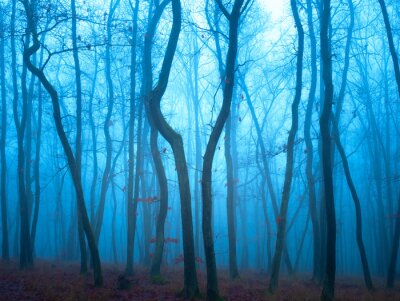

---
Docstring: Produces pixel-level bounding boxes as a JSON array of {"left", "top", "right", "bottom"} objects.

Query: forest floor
[{"left": 0, "top": 260, "right": 399, "bottom": 301}]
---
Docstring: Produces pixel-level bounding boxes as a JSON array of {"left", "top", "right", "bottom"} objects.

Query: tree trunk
[
  {"left": 126, "top": 0, "right": 139, "bottom": 276},
  {"left": 30, "top": 39, "right": 46, "bottom": 254},
  {"left": 238, "top": 73, "right": 293, "bottom": 274},
  {"left": 71, "top": 0, "right": 87, "bottom": 274},
  {"left": 14, "top": 14, "right": 33, "bottom": 268},
  {"left": 202, "top": 1, "right": 245, "bottom": 299},
  {"left": 146, "top": 0, "right": 199, "bottom": 297},
  {"left": 332, "top": 121, "right": 373, "bottom": 290},
  {"left": 22, "top": 0, "right": 102, "bottom": 286},
  {"left": 149, "top": 127, "right": 168, "bottom": 278},
  {"left": 141, "top": 1, "right": 169, "bottom": 276},
  {"left": 304, "top": 0, "right": 321, "bottom": 281},
  {"left": 94, "top": 0, "right": 121, "bottom": 243},
  {"left": 224, "top": 114, "right": 239, "bottom": 279},
  {"left": 88, "top": 61, "right": 99, "bottom": 225},
  {"left": 0, "top": 4, "right": 9, "bottom": 261},
  {"left": 377, "top": 0, "right": 400, "bottom": 288},
  {"left": 320, "top": 0, "right": 336, "bottom": 299},
  {"left": 268, "top": 0, "right": 304, "bottom": 293}
]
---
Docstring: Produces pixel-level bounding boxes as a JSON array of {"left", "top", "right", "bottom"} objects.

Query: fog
[{"left": 0, "top": 0, "right": 399, "bottom": 300}]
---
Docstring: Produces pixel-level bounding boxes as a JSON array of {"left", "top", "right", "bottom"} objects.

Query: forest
[{"left": 0, "top": 0, "right": 400, "bottom": 300}]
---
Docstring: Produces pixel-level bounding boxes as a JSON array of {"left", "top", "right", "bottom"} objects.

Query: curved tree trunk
[
  {"left": 210, "top": 0, "right": 240, "bottom": 280},
  {"left": 146, "top": 0, "right": 199, "bottom": 297},
  {"left": 22, "top": 0, "right": 102, "bottom": 286},
  {"left": 148, "top": 127, "right": 168, "bottom": 278},
  {"left": 202, "top": 1, "right": 245, "bottom": 299},
  {"left": 268, "top": 0, "right": 304, "bottom": 293},
  {"left": 141, "top": 1, "right": 169, "bottom": 278}
]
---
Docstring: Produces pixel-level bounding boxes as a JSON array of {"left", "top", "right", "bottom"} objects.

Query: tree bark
[
  {"left": 320, "top": 0, "right": 336, "bottom": 299},
  {"left": 30, "top": 27, "right": 47, "bottom": 255},
  {"left": 146, "top": 0, "right": 199, "bottom": 297},
  {"left": 141, "top": 1, "right": 169, "bottom": 278},
  {"left": 332, "top": 121, "right": 373, "bottom": 290},
  {"left": 89, "top": 59, "right": 99, "bottom": 225},
  {"left": 0, "top": 3, "right": 9, "bottom": 261},
  {"left": 94, "top": 0, "right": 121, "bottom": 243},
  {"left": 304, "top": 0, "right": 321, "bottom": 281},
  {"left": 71, "top": 0, "right": 87, "bottom": 274},
  {"left": 22, "top": 0, "right": 102, "bottom": 286},
  {"left": 268, "top": 0, "right": 304, "bottom": 293},
  {"left": 13, "top": 8, "right": 33, "bottom": 268},
  {"left": 224, "top": 113, "right": 239, "bottom": 279},
  {"left": 126, "top": 0, "right": 139, "bottom": 276},
  {"left": 238, "top": 72, "right": 293, "bottom": 274},
  {"left": 377, "top": 0, "right": 400, "bottom": 288},
  {"left": 201, "top": 1, "right": 245, "bottom": 299}
]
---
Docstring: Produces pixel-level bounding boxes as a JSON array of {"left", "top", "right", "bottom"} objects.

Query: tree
[
  {"left": 201, "top": 0, "right": 247, "bottom": 299},
  {"left": 332, "top": 120, "right": 373, "bottom": 290},
  {"left": 22, "top": 0, "right": 103, "bottom": 286},
  {"left": 268, "top": 0, "right": 304, "bottom": 293},
  {"left": 320, "top": 0, "right": 336, "bottom": 299},
  {"left": 94, "top": 0, "right": 121, "bottom": 244},
  {"left": 146, "top": 0, "right": 199, "bottom": 297},
  {"left": 0, "top": 0, "right": 9, "bottom": 261},
  {"left": 13, "top": 0, "right": 33, "bottom": 269},
  {"left": 304, "top": 0, "right": 320, "bottom": 281},
  {"left": 30, "top": 19, "right": 48, "bottom": 256},
  {"left": 126, "top": 0, "right": 139, "bottom": 277},
  {"left": 377, "top": 0, "right": 400, "bottom": 288},
  {"left": 71, "top": 0, "right": 87, "bottom": 274},
  {"left": 141, "top": 0, "right": 170, "bottom": 279}
]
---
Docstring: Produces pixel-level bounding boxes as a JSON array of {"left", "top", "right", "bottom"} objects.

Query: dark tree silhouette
[
  {"left": 146, "top": 0, "right": 200, "bottom": 297},
  {"left": 320, "top": 0, "right": 336, "bottom": 299},
  {"left": 22, "top": 0, "right": 102, "bottom": 286},
  {"left": 0, "top": 2, "right": 9, "bottom": 261},
  {"left": 126, "top": 0, "right": 139, "bottom": 277},
  {"left": 377, "top": 0, "right": 400, "bottom": 289},
  {"left": 268, "top": 0, "right": 304, "bottom": 293}
]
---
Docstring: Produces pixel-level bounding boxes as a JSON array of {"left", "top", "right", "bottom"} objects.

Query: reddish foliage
[
  {"left": 195, "top": 256, "right": 204, "bottom": 264},
  {"left": 164, "top": 237, "right": 179, "bottom": 244},
  {"left": 173, "top": 254, "right": 184, "bottom": 265},
  {"left": 0, "top": 261, "right": 399, "bottom": 301},
  {"left": 136, "top": 196, "right": 158, "bottom": 203}
]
